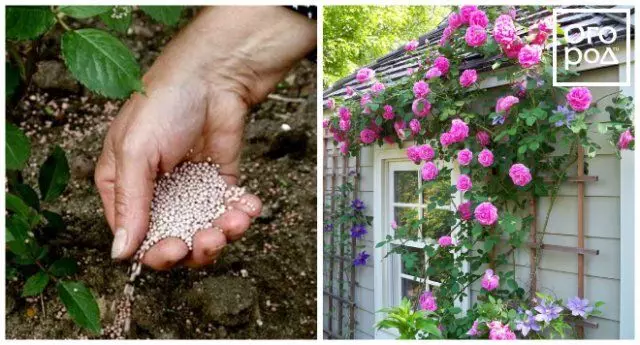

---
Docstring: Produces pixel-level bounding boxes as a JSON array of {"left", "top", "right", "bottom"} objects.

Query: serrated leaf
[
  {"left": 22, "top": 271, "right": 50, "bottom": 296},
  {"left": 6, "top": 123, "right": 31, "bottom": 170},
  {"left": 59, "top": 6, "right": 111, "bottom": 18},
  {"left": 6, "top": 6, "right": 56, "bottom": 40},
  {"left": 139, "top": 6, "right": 184, "bottom": 26},
  {"left": 57, "top": 281, "right": 101, "bottom": 334},
  {"left": 99, "top": 6, "right": 132, "bottom": 33},
  {"left": 6, "top": 63, "right": 20, "bottom": 98},
  {"left": 38, "top": 146, "right": 70, "bottom": 202},
  {"left": 61, "top": 28, "right": 142, "bottom": 98},
  {"left": 49, "top": 258, "right": 78, "bottom": 277}
]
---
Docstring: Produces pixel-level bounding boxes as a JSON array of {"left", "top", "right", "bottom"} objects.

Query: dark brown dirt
[{"left": 5, "top": 8, "right": 317, "bottom": 339}]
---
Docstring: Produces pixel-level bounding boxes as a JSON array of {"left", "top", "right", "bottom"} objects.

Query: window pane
[
  {"left": 394, "top": 207, "right": 420, "bottom": 238},
  {"left": 401, "top": 278, "right": 423, "bottom": 300},
  {"left": 422, "top": 178, "right": 451, "bottom": 204},
  {"left": 400, "top": 246, "right": 426, "bottom": 277},
  {"left": 422, "top": 208, "right": 455, "bottom": 239},
  {"left": 394, "top": 170, "right": 419, "bottom": 203}
]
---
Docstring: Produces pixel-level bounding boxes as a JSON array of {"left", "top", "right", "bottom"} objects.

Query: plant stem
[{"left": 52, "top": 7, "right": 72, "bottom": 31}]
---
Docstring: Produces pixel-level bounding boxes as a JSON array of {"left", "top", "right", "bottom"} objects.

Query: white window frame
[{"left": 373, "top": 147, "right": 470, "bottom": 339}]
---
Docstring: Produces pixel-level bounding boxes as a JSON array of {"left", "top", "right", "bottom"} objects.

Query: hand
[{"left": 94, "top": 7, "right": 316, "bottom": 270}]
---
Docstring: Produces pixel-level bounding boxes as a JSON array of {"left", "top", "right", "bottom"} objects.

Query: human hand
[{"left": 94, "top": 7, "right": 316, "bottom": 270}]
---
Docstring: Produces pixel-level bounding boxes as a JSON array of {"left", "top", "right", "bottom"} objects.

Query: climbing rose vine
[{"left": 327, "top": 5, "right": 633, "bottom": 339}]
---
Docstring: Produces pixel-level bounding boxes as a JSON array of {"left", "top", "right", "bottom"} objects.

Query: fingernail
[
  {"left": 205, "top": 245, "right": 225, "bottom": 257},
  {"left": 111, "top": 228, "right": 128, "bottom": 259}
]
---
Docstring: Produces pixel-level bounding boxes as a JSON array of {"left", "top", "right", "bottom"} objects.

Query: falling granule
[{"left": 103, "top": 161, "right": 251, "bottom": 339}]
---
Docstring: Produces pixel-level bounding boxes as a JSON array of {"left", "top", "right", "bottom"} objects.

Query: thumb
[{"left": 111, "top": 148, "right": 155, "bottom": 260}]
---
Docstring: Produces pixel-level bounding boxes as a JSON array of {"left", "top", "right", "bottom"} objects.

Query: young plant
[{"left": 376, "top": 297, "right": 442, "bottom": 339}]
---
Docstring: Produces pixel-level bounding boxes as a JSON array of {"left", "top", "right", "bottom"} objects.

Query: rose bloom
[
  {"left": 360, "top": 93, "right": 372, "bottom": 114},
  {"left": 419, "top": 144, "right": 435, "bottom": 161},
  {"left": 496, "top": 95, "right": 520, "bottom": 114},
  {"left": 360, "top": 128, "right": 377, "bottom": 144},
  {"left": 406, "top": 145, "right": 421, "bottom": 164},
  {"left": 338, "top": 141, "right": 349, "bottom": 155},
  {"left": 518, "top": 44, "right": 543, "bottom": 68},
  {"left": 394, "top": 120, "right": 407, "bottom": 140},
  {"left": 450, "top": 118, "right": 469, "bottom": 142},
  {"left": 434, "top": 56, "right": 450, "bottom": 74},
  {"left": 488, "top": 321, "right": 516, "bottom": 340},
  {"left": 456, "top": 174, "right": 473, "bottom": 192},
  {"left": 477, "top": 148, "right": 494, "bottom": 167},
  {"left": 502, "top": 37, "right": 524, "bottom": 59},
  {"left": 425, "top": 67, "right": 442, "bottom": 79},
  {"left": 531, "top": 30, "right": 549, "bottom": 45},
  {"left": 618, "top": 129, "right": 634, "bottom": 149},
  {"left": 412, "top": 98, "right": 432, "bottom": 118},
  {"left": 458, "top": 201, "right": 472, "bottom": 220},
  {"left": 493, "top": 14, "right": 517, "bottom": 45},
  {"left": 345, "top": 86, "right": 355, "bottom": 97},
  {"left": 338, "top": 106, "right": 351, "bottom": 121},
  {"left": 325, "top": 98, "right": 335, "bottom": 110},
  {"left": 370, "top": 81, "right": 385, "bottom": 95},
  {"left": 413, "top": 80, "right": 430, "bottom": 98},
  {"left": 481, "top": 269, "right": 500, "bottom": 291},
  {"left": 421, "top": 161, "right": 439, "bottom": 181},
  {"left": 457, "top": 148, "right": 473, "bottom": 166},
  {"left": 440, "top": 132, "right": 454, "bottom": 147},
  {"left": 440, "top": 26, "right": 454, "bottom": 46},
  {"left": 468, "top": 10, "right": 489, "bottom": 28},
  {"left": 438, "top": 235, "right": 454, "bottom": 247},
  {"left": 405, "top": 39, "right": 419, "bottom": 51},
  {"left": 356, "top": 68, "right": 375, "bottom": 83},
  {"left": 465, "top": 25, "right": 487, "bottom": 47},
  {"left": 382, "top": 104, "right": 395, "bottom": 120},
  {"left": 383, "top": 136, "right": 395, "bottom": 145},
  {"left": 409, "top": 118, "right": 421, "bottom": 135},
  {"left": 448, "top": 12, "right": 462, "bottom": 29},
  {"left": 419, "top": 291, "right": 438, "bottom": 312},
  {"left": 322, "top": 119, "right": 329, "bottom": 129},
  {"left": 459, "top": 69, "right": 477, "bottom": 87},
  {"left": 476, "top": 131, "right": 490, "bottom": 146},
  {"left": 509, "top": 163, "right": 532, "bottom": 186},
  {"left": 467, "top": 319, "right": 480, "bottom": 336},
  {"left": 566, "top": 87, "right": 592, "bottom": 112},
  {"left": 475, "top": 201, "right": 498, "bottom": 226},
  {"left": 459, "top": 5, "right": 478, "bottom": 23},
  {"left": 339, "top": 119, "right": 350, "bottom": 131}
]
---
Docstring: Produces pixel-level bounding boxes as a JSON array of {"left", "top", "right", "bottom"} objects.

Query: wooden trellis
[{"left": 323, "top": 132, "right": 359, "bottom": 339}]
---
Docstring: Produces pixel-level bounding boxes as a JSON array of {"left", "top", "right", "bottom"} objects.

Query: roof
[{"left": 323, "top": 5, "right": 634, "bottom": 100}]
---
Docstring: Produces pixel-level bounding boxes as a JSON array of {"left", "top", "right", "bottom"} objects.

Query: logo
[{"left": 552, "top": 8, "right": 631, "bottom": 87}]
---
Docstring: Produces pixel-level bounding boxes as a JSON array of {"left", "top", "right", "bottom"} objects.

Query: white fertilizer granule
[{"left": 103, "top": 161, "right": 249, "bottom": 339}]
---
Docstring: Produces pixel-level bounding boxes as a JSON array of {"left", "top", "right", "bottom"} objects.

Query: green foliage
[
  {"left": 376, "top": 298, "right": 442, "bottom": 339},
  {"left": 6, "top": 6, "right": 56, "bottom": 40},
  {"left": 38, "top": 146, "right": 71, "bottom": 202},
  {"left": 99, "top": 6, "right": 133, "bottom": 33},
  {"left": 57, "top": 281, "right": 102, "bottom": 334},
  {"left": 6, "top": 62, "right": 20, "bottom": 98},
  {"left": 139, "top": 6, "right": 185, "bottom": 26},
  {"left": 6, "top": 123, "right": 31, "bottom": 170},
  {"left": 49, "top": 258, "right": 78, "bottom": 277},
  {"left": 323, "top": 6, "right": 451, "bottom": 87},
  {"left": 58, "top": 6, "right": 111, "bottom": 19},
  {"left": 22, "top": 271, "right": 50, "bottom": 297}
]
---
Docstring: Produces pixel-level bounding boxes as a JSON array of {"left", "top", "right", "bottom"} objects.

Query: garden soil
[{"left": 5, "top": 10, "right": 317, "bottom": 339}]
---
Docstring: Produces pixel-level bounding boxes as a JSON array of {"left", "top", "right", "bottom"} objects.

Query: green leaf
[
  {"left": 14, "top": 183, "right": 41, "bottom": 210},
  {"left": 99, "top": 6, "right": 132, "bottom": 33},
  {"left": 59, "top": 6, "right": 111, "bottom": 18},
  {"left": 6, "top": 63, "right": 20, "bottom": 98},
  {"left": 6, "top": 6, "right": 56, "bottom": 40},
  {"left": 42, "top": 210, "right": 66, "bottom": 231},
  {"left": 6, "top": 215, "right": 30, "bottom": 257},
  {"left": 57, "top": 281, "right": 101, "bottom": 334},
  {"left": 38, "top": 146, "right": 70, "bottom": 202},
  {"left": 61, "top": 28, "right": 142, "bottom": 98},
  {"left": 6, "top": 123, "right": 31, "bottom": 170},
  {"left": 139, "top": 6, "right": 184, "bottom": 26},
  {"left": 22, "top": 271, "right": 50, "bottom": 296},
  {"left": 6, "top": 193, "right": 32, "bottom": 218},
  {"left": 49, "top": 258, "right": 78, "bottom": 277}
]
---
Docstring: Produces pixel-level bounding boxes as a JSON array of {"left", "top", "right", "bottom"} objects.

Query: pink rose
[
  {"left": 419, "top": 291, "right": 437, "bottom": 312},
  {"left": 493, "top": 15, "right": 517, "bottom": 45},
  {"left": 394, "top": 120, "right": 407, "bottom": 140},
  {"left": 618, "top": 129, "right": 634, "bottom": 150},
  {"left": 509, "top": 163, "right": 532, "bottom": 186},
  {"left": 325, "top": 98, "right": 335, "bottom": 110},
  {"left": 356, "top": 68, "right": 375, "bottom": 83},
  {"left": 360, "top": 128, "right": 377, "bottom": 144},
  {"left": 406, "top": 67, "right": 415, "bottom": 76},
  {"left": 481, "top": 269, "right": 500, "bottom": 291},
  {"left": 438, "top": 235, "right": 454, "bottom": 247},
  {"left": 477, "top": 149, "right": 494, "bottom": 167},
  {"left": 405, "top": 39, "right": 419, "bottom": 51},
  {"left": 496, "top": 95, "right": 520, "bottom": 114},
  {"left": 322, "top": 119, "right": 329, "bottom": 128},
  {"left": 475, "top": 202, "right": 498, "bottom": 226},
  {"left": 467, "top": 319, "right": 480, "bottom": 336},
  {"left": 531, "top": 31, "right": 549, "bottom": 45},
  {"left": 468, "top": 10, "right": 489, "bottom": 28},
  {"left": 434, "top": 56, "right": 450, "bottom": 74},
  {"left": 502, "top": 37, "right": 524, "bottom": 59},
  {"left": 456, "top": 174, "right": 473, "bottom": 192},
  {"left": 465, "top": 25, "right": 487, "bottom": 47},
  {"left": 383, "top": 104, "right": 395, "bottom": 120},
  {"left": 440, "top": 132, "right": 453, "bottom": 147},
  {"left": 418, "top": 144, "right": 435, "bottom": 161},
  {"left": 345, "top": 86, "right": 355, "bottom": 97},
  {"left": 459, "top": 69, "right": 477, "bottom": 87},
  {"left": 360, "top": 93, "right": 372, "bottom": 114},
  {"left": 391, "top": 220, "right": 398, "bottom": 229},
  {"left": 488, "top": 321, "right": 516, "bottom": 340},
  {"left": 518, "top": 44, "right": 543, "bottom": 68},
  {"left": 339, "top": 119, "right": 350, "bottom": 131},
  {"left": 448, "top": 12, "right": 462, "bottom": 29},
  {"left": 458, "top": 201, "right": 472, "bottom": 220},
  {"left": 476, "top": 131, "right": 490, "bottom": 147},
  {"left": 413, "top": 80, "right": 430, "bottom": 98},
  {"left": 440, "top": 26, "right": 454, "bottom": 46},
  {"left": 412, "top": 98, "right": 432, "bottom": 118},
  {"left": 370, "top": 81, "right": 385, "bottom": 95},
  {"left": 338, "top": 141, "right": 349, "bottom": 155},
  {"left": 338, "top": 106, "right": 351, "bottom": 121},
  {"left": 409, "top": 119, "right": 421, "bottom": 135},
  {"left": 406, "top": 145, "right": 421, "bottom": 164},
  {"left": 459, "top": 5, "right": 478, "bottom": 23},
  {"left": 421, "top": 161, "right": 439, "bottom": 181},
  {"left": 457, "top": 148, "right": 473, "bottom": 166},
  {"left": 566, "top": 87, "right": 592, "bottom": 112},
  {"left": 450, "top": 119, "right": 470, "bottom": 142},
  {"left": 425, "top": 67, "right": 442, "bottom": 79},
  {"left": 383, "top": 136, "right": 395, "bottom": 145}
]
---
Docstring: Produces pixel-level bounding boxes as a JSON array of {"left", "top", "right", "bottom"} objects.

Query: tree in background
[{"left": 323, "top": 5, "right": 451, "bottom": 88}]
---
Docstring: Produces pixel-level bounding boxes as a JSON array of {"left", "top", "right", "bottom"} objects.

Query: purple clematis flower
[
  {"left": 353, "top": 251, "right": 370, "bottom": 266},
  {"left": 324, "top": 223, "right": 334, "bottom": 232},
  {"left": 534, "top": 300, "right": 563, "bottom": 324},
  {"left": 516, "top": 310, "right": 541, "bottom": 336},
  {"left": 554, "top": 105, "right": 576, "bottom": 127},
  {"left": 351, "top": 199, "right": 365, "bottom": 211},
  {"left": 350, "top": 224, "right": 368, "bottom": 239},
  {"left": 566, "top": 296, "right": 593, "bottom": 319}
]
